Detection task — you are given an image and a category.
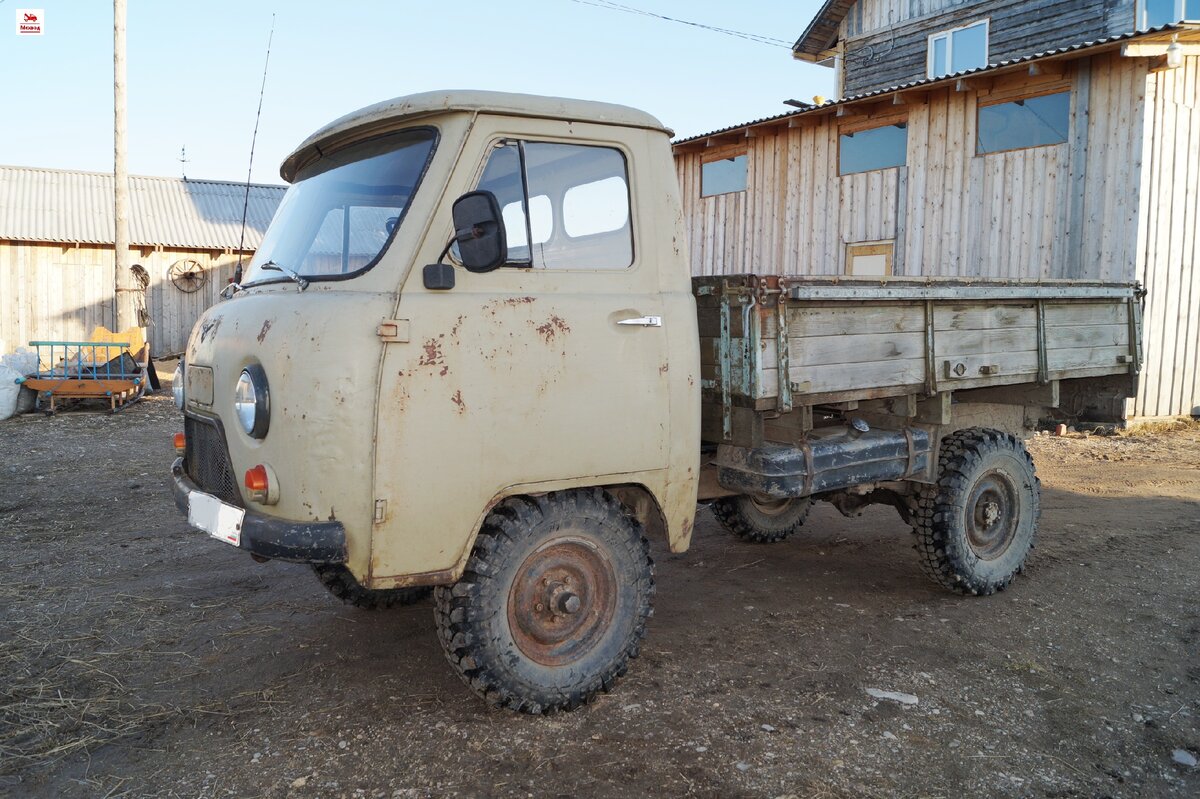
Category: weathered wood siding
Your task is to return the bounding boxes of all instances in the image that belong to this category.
[677,54,1145,281]
[839,0,1137,96]
[0,241,243,358]
[676,130,900,277]
[0,243,115,356]
[1134,55,1200,418]
[144,249,242,355]
[676,51,1200,416]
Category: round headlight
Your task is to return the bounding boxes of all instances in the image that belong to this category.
[234,365,270,439]
[172,363,185,409]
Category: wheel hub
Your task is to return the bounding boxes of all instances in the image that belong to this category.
[966,471,1019,560]
[507,537,617,667]
[749,496,793,517]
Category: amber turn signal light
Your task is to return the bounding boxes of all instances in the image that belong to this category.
[245,464,269,495]
[173,432,186,454]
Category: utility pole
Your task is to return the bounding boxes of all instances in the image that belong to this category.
[113,0,137,331]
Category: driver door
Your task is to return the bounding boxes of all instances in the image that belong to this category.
[370,124,672,585]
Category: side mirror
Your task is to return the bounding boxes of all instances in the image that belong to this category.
[452,191,507,273]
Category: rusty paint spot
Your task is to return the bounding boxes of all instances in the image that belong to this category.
[659,363,669,375]
[256,319,273,343]
[451,390,466,413]
[534,315,571,343]
[419,337,445,366]
[439,365,449,377]
[503,296,536,306]
[682,518,693,538]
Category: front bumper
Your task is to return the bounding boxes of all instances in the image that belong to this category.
[171,457,347,563]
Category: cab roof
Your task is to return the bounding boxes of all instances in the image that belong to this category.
[280,90,671,181]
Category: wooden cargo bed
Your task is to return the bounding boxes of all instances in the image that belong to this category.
[695,275,1143,443]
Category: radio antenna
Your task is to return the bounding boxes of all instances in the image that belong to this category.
[233,13,276,288]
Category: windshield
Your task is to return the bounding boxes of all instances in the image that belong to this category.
[243,128,437,285]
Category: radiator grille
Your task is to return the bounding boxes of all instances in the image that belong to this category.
[184,416,242,506]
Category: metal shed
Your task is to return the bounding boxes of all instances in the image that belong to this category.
[0,166,285,356]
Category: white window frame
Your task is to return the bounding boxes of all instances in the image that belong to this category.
[927,19,990,79]
[1138,0,1200,29]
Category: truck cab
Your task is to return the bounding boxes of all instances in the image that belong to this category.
[173,91,699,712]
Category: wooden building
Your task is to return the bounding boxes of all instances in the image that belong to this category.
[674,2,1200,419]
[0,166,284,357]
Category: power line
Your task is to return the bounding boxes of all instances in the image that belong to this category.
[567,0,791,49]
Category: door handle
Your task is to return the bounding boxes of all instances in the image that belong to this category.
[617,315,663,327]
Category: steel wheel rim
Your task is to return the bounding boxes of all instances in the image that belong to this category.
[507,536,617,667]
[966,470,1019,560]
[748,496,794,517]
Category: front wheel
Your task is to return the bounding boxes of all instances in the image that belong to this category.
[911,428,1040,596]
[434,489,654,714]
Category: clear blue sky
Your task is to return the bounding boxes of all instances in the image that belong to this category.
[2,1,832,185]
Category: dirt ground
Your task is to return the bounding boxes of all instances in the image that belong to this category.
[1,388,1198,799]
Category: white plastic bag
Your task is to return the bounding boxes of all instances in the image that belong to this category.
[0,365,23,421]
[1,348,39,419]
[2,350,37,375]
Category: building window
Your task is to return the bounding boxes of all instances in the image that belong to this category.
[846,242,894,277]
[701,154,747,197]
[977,91,1071,155]
[928,20,989,78]
[1140,0,1200,27]
[839,123,908,175]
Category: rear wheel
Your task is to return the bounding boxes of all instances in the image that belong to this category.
[311,564,431,609]
[711,495,811,543]
[434,489,654,714]
[912,428,1040,596]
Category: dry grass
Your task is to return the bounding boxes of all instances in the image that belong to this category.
[1119,416,1200,436]
[0,595,298,777]
[0,628,173,775]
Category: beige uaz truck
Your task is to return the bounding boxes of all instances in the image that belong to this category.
[171,91,1142,714]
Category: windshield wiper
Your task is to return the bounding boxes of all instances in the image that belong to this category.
[259,260,310,292]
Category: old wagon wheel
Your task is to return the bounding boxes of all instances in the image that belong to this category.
[168,259,208,293]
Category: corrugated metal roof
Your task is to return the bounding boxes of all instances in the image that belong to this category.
[0,165,286,250]
[676,24,1193,147]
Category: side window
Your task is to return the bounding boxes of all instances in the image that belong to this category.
[977,91,1070,155]
[473,140,633,270]
[846,242,894,277]
[701,154,748,196]
[839,123,907,175]
[1140,0,1200,28]
[928,19,988,78]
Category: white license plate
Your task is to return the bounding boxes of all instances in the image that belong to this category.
[188,490,246,547]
